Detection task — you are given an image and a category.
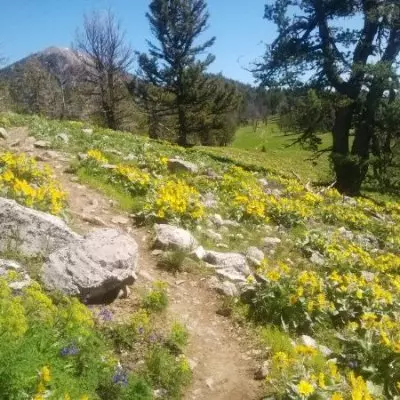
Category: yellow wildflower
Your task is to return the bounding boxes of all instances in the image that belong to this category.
[297,380,315,396]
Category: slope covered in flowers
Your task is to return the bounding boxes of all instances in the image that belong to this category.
[1,113,400,399]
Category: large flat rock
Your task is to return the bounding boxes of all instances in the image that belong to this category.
[43,229,139,302]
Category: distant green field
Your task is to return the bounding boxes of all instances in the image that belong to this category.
[198,122,332,183]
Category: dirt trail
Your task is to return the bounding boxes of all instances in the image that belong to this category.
[2,128,263,400]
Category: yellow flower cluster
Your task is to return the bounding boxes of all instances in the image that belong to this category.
[112,164,151,194]
[86,149,108,164]
[269,346,375,399]
[34,366,51,400]
[147,179,204,222]
[0,152,66,214]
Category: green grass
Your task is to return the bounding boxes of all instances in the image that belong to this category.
[197,122,332,183]
[77,168,141,212]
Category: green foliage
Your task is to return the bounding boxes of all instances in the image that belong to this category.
[0,279,115,399]
[142,281,169,313]
[145,346,192,399]
[257,0,400,195]
[166,322,189,353]
[157,250,188,273]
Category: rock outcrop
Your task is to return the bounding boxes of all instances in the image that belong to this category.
[43,229,139,303]
[0,197,79,256]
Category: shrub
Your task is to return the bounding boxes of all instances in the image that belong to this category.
[0,277,117,399]
[142,281,169,313]
[145,346,192,399]
[157,250,188,273]
[167,322,189,353]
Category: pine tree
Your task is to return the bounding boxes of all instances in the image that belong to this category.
[139,0,238,146]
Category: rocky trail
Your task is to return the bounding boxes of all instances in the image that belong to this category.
[2,128,263,400]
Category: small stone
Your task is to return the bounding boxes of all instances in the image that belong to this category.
[111,216,130,225]
[221,219,240,228]
[175,280,186,285]
[207,276,221,290]
[188,358,198,370]
[102,164,117,170]
[210,214,223,227]
[34,140,51,149]
[154,224,198,252]
[246,246,265,267]
[192,246,206,261]
[0,259,23,271]
[310,251,325,266]
[106,149,122,156]
[254,361,270,380]
[10,139,21,147]
[343,196,357,206]
[319,345,333,357]
[56,133,69,144]
[9,279,31,293]
[151,249,164,256]
[167,158,198,174]
[70,176,79,183]
[117,285,131,299]
[205,378,214,390]
[337,226,354,240]
[89,198,99,207]
[202,192,218,208]
[263,237,281,248]
[153,389,168,398]
[301,335,318,348]
[77,153,88,161]
[205,229,223,241]
[123,153,137,161]
[361,270,375,282]
[80,214,108,226]
[42,150,59,159]
[219,281,238,297]
[0,127,8,139]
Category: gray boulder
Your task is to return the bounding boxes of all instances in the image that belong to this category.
[154,224,198,252]
[167,158,198,174]
[203,250,251,280]
[43,229,139,302]
[0,127,9,139]
[0,197,79,256]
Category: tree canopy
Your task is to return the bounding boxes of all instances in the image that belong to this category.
[256,0,400,194]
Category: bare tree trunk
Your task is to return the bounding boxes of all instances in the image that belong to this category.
[331,103,359,195]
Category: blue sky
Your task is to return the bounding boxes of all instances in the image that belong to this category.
[0,0,272,84]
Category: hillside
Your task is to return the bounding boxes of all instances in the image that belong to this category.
[0,47,83,81]
[0,112,399,399]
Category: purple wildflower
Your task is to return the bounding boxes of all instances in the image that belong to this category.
[113,367,128,386]
[149,333,158,343]
[60,343,80,357]
[98,307,113,321]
